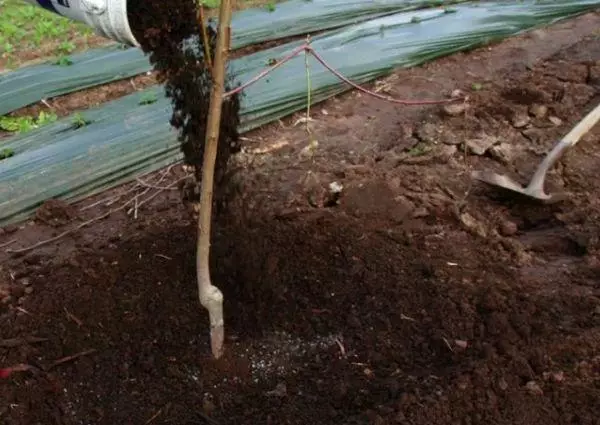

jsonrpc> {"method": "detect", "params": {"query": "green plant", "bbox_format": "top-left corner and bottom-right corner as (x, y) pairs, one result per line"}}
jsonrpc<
(265, 2), (276, 12)
(138, 92), (158, 105)
(0, 116), (33, 132)
(71, 112), (91, 129)
(0, 111), (57, 133)
(57, 40), (76, 54)
(407, 143), (431, 157)
(2, 41), (14, 55)
(36, 110), (57, 126)
(0, 148), (15, 160)
(0, 0), (91, 64)
(471, 82), (483, 91)
(54, 55), (73, 66)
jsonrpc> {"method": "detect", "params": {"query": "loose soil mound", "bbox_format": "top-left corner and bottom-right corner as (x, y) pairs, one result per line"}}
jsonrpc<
(1, 11), (600, 425)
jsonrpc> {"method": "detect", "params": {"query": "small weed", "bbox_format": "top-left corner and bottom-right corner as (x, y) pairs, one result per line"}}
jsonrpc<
(54, 55), (73, 66)
(410, 16), (422, 24)
(0, 111), (57, 133)
(0, 148), (15, 160)
(71, 112), (92, 129)
(471, 82), (483, 91)
(407, 143), (431, 157)
(2, 41), (15, 55)
(265, 2), (276, 12)
(1, 115), (35, 132)
(37, 111), (58, 126)
(57, 41), (76, 54)
(139, 92), (158, 105)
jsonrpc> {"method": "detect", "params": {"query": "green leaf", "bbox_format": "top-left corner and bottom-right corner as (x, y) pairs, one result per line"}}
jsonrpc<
(0, 148), (15, 160)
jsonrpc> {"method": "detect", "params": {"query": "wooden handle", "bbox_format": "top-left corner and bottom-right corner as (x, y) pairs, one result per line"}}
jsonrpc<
(530, 101), (600, 187)
(563, 101), (600, 144)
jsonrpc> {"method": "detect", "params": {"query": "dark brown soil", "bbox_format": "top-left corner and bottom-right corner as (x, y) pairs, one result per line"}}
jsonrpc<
(1, 11), (600, 425)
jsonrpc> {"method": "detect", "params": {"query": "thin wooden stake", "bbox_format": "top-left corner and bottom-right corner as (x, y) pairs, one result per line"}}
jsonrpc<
(197, 3), (213, 74)
(197, 0), (233, 359)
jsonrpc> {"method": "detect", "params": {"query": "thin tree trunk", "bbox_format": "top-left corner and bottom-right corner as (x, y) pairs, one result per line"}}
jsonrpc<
(196, 0), (233, 359)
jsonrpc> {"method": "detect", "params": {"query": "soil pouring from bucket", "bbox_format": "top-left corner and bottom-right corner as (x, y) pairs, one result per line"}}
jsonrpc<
(127, 0), (241, 358)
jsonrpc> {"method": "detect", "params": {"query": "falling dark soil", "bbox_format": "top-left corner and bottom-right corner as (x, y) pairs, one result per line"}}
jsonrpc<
(1, 11), (600, 425)
(127, 0), (240, 195)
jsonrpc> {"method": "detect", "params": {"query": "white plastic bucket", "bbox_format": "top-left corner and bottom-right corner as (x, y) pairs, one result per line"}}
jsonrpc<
(22, 0), (139, 47)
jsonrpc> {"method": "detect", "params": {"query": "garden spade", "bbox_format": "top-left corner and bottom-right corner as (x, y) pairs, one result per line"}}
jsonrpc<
(471, 101), (600, 203)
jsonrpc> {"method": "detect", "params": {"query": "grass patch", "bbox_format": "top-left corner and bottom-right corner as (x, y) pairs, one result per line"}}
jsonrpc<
(0, 110), (57, 133)
(53, 55), (74, 66)
(71, 112), (92, 129)
(0, 0), (96, 68)
(0, 148), (15, 160)
(0, 0), (285, 69)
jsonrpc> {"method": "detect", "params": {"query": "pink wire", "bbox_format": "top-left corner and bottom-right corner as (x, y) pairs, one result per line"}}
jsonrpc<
(306, 46), (458, 105)
(224, 44), (308, 98)
(223, 43), (462, 106)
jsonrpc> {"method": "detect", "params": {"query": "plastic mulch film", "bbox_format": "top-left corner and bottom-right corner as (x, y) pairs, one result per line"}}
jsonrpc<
(0, 0), (467, 116)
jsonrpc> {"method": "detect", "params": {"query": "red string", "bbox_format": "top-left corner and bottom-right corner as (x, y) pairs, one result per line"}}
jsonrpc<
(224, 43), (462, 106)
(225, 44), (307, 98)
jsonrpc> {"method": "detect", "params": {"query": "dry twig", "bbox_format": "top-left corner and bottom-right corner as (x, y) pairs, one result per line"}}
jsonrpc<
(48, 349), (96, 370)
(442, 337), (455, 353)
(0, 336), (48, 348)
(135, 177), (179, 191)
(6, 176), (186, 254)
(79, 166), (173, 211)
(334, 337), (346, 358)
(64, 307), (84, 327)
(144, 404), (169, 425)
(0, 239), (16, 249)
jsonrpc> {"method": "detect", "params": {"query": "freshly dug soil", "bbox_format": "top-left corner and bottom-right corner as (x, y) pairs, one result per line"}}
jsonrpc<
(1, 10), (600, 425)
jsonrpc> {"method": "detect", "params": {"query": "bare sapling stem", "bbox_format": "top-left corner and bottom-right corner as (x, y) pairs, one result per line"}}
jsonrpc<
(197, 0), (233, 359)
(305, 36), (312, 135)
(304, 36), (318, 159)
(197, 2), (213, 75)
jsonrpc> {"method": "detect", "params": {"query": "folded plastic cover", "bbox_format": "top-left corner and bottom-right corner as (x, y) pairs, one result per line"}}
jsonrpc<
(0, 0), (462, 116)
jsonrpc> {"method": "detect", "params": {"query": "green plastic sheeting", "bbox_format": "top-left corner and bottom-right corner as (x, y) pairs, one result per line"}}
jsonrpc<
(0, 0), (466, 116)
(1, 0), (599, 226)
